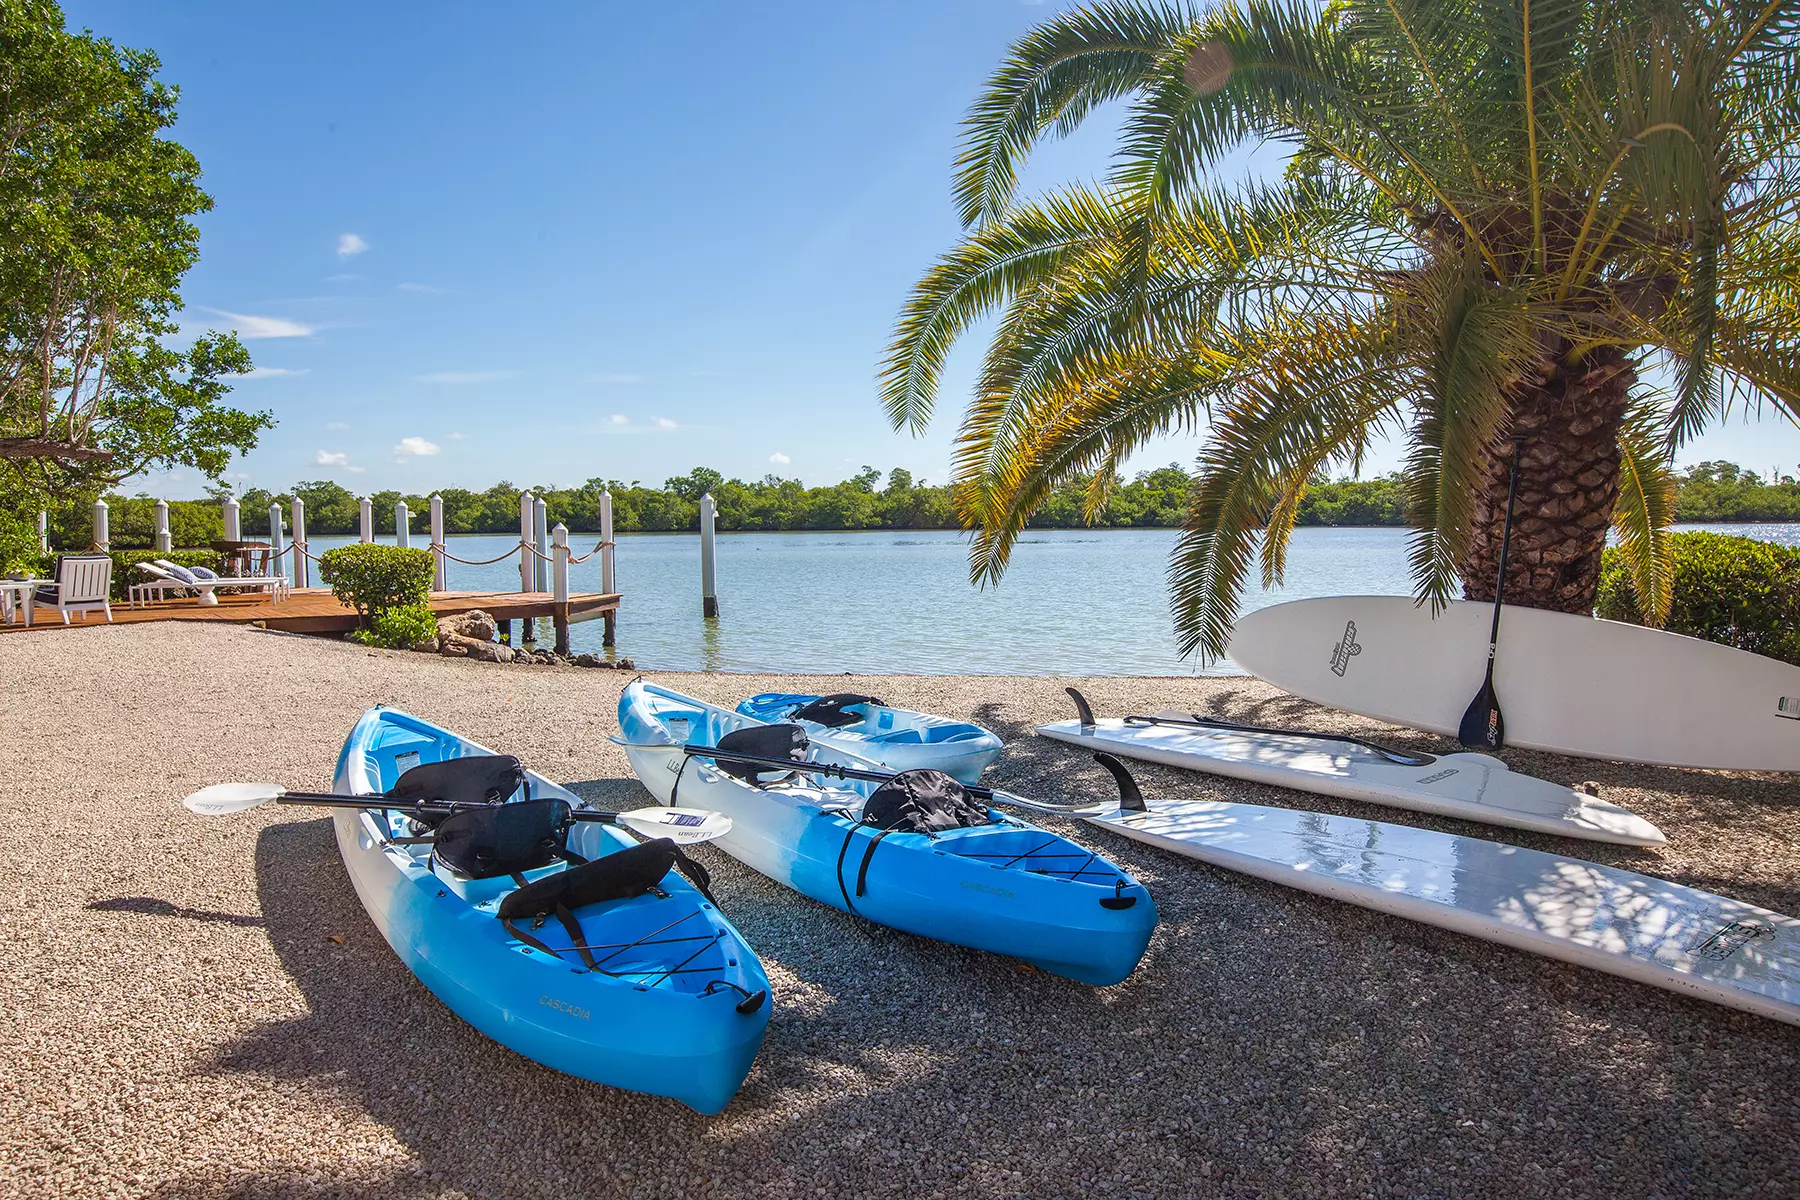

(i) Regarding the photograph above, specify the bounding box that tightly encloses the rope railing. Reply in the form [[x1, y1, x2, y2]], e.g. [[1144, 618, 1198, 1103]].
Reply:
[[431, 541, 528, 567], [568, 539, 615, 565]]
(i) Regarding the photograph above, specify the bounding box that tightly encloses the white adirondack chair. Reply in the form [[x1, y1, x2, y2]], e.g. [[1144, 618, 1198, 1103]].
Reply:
[[32, 554, 114, 625]]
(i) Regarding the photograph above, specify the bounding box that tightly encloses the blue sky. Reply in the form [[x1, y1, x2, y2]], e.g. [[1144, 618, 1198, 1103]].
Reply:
[[65, 0, 1800, 500]]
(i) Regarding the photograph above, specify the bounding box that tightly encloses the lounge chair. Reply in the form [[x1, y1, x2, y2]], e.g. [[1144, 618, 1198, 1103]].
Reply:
[[30, 554, 113, 625], [129, 562, 201, 607], [147, 560, 289, 606]]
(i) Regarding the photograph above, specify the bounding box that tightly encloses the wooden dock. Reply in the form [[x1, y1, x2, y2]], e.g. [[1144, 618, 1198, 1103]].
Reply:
[[0, 588, 621, 637]]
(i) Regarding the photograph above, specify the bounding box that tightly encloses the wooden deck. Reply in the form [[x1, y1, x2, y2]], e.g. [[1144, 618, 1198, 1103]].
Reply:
[[0, 588, 621, 636]]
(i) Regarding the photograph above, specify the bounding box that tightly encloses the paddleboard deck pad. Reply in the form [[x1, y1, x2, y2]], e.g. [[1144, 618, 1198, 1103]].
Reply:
[[1037, 704, 1664, 846], [1088, 796, 1799, 1027], [1227, 596, 1800, 770]]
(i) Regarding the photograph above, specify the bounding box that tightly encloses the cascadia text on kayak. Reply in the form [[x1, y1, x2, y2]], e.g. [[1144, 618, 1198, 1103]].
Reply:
[[540, 994, 591, 1021], [960, 880, 1015, 900]]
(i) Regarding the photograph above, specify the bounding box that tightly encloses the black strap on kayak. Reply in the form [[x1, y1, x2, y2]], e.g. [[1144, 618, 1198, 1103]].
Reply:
[[834, 824, 862, 912], [1122, 713, 1433, 766], [854, 828, 897, 898]]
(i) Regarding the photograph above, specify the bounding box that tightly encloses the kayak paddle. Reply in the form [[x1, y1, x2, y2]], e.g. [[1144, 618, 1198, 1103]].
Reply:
[[677, 743, 997, 800], [1458, 436, 1527, 750], [182, 782, 732, 845]]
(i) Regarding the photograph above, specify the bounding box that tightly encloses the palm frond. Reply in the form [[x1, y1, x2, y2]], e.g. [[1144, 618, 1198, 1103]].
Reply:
[[1611, 397, 1678, 624]]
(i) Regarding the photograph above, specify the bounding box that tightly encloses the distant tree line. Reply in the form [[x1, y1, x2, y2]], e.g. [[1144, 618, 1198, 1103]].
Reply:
[[39, 461, 1800, 552]]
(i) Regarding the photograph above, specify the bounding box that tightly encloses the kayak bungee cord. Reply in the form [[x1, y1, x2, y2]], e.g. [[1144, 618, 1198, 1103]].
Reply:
[[1065, 687, 1434, 768]]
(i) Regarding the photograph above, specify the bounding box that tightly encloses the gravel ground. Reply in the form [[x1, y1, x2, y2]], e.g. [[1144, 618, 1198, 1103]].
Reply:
[[2, 621, 1797, 1200]]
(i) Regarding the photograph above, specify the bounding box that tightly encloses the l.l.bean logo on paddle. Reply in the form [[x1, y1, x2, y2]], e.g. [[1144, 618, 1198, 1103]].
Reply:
[[1776, 696, 1800, 722], [1329, 620, 1363, 677]]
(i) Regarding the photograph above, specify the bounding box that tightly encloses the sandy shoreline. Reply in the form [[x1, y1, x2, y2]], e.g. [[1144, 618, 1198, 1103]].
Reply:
[[2, 621, 1796, 1199]]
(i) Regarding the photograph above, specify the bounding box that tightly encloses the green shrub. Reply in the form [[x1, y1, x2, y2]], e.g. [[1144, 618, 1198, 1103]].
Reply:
[[349, 602, 440, 649], [106, 550, 226, 599], [319, 543, 433, 625], [1596, 531, 1800, 664]]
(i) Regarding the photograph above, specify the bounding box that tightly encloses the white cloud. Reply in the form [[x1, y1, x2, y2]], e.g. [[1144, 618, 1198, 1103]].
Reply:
[[337, 233, 369, 257], [315, 449, 365, 473], [609, 414, 631, 425], [415, 370, 520, 385], [769, 452, 790, 465], [394, 436, 440, 458], [223, 366, 308, 380], [589, 372, 643, 384], [655, 417, 679, 430], [448, 431, 468, 439], [325, 421, 349, 430], [397, 281, 452, 294], [205, 310, 316, 339]]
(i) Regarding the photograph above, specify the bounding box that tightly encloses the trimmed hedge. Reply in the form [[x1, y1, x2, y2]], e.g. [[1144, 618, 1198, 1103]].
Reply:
[[319, 543, 433, 626], [1596, 531, 1800, 665]]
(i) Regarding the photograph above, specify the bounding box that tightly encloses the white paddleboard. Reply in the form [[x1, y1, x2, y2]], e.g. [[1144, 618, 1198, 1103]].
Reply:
[[1086, 797, 1800, 1026], [1037, 713, 1665, 846], [1227, 596, 1800, 770]]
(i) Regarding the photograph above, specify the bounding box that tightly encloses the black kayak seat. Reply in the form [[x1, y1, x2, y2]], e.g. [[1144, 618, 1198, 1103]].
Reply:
[[386, 754, 526, 812], [714, 724, 809, 781], [789, 693, 887, 729]]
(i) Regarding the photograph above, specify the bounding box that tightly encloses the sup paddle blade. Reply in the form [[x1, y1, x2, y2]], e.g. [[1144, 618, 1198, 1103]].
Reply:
[[611, 806, 733, 845], [1458, 669, 1504, 749], [184, 782, 287, 815]]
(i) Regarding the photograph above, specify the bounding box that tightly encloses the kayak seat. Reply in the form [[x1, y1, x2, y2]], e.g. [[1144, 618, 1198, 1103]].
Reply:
[[433, 797, 575, 880], [835, 770, 993, 912], [714, 724, 810, 782], [789, 693, 885, 729], [387, 754, 526, 814], [497, 837, 719, 973]]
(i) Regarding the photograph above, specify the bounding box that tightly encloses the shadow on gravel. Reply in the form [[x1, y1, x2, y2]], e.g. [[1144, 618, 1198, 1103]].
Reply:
[[86, 896, 266, 927]]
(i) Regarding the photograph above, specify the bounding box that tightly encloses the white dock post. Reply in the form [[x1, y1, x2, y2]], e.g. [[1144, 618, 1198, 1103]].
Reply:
[[533, 496, 549, 593], [153, 500, 171, 553], [92, 498, 109, 551], [222, 494, 240, 542], [267, 503, 285, 570], [359, 496, 373, 543], [599, 489, 616, 647], [37, 511, 47, 554], [552, 523, 570, 654], [291, 496, 309, 588], [518, 492, 534, 593], [394, 500, 410, 549], [429, 493, 446, 591], [699, 492, 719, 618]]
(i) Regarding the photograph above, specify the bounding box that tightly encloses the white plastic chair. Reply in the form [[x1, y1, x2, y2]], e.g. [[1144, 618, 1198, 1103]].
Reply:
[[32, 554, 113, 625]]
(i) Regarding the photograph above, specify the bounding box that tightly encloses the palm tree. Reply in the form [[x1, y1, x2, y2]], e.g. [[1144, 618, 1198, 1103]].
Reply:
[[883, 0, 1800, 660]]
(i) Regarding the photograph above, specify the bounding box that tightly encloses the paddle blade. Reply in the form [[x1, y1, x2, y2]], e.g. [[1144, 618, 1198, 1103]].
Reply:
[[184, 782, 286, 816], [1457, 674, 1505, 749], [614, 806, 733, 845]]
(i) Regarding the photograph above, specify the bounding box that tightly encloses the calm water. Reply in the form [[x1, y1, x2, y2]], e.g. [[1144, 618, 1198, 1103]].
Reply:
[[302, 522, 1800, 676]]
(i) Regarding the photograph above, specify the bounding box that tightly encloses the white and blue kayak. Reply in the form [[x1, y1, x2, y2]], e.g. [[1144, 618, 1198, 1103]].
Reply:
[[618, 681, 1156, 986], [1036, 690, 1665, 847], [736, 692, 1003, 784], [331, 706, 771, 1113]]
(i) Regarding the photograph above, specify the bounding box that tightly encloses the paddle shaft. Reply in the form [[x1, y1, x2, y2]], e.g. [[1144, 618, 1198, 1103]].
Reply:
[[1485, 439, 1526, 654], [1460, 437, 1526, 748], [678, 745, 996, 799], [274, 791, 629, 823]]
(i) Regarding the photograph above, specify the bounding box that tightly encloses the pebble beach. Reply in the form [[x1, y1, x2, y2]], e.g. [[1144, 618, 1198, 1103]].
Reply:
[[3, 621, 1798, 1199]]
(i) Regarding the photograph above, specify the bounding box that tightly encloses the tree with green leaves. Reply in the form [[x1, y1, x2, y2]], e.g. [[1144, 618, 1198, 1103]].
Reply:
[[883, 0, 1800, 658], [0, 0, 268, 496]]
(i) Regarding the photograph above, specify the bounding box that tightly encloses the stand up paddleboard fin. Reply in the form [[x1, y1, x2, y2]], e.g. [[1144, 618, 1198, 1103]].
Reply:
[[1066, 687, 1098, 728], [1093, 753, 1146, 813]]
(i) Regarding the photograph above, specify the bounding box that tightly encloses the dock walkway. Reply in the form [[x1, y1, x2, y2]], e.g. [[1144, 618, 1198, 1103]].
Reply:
[[0, 588, 621, 636]]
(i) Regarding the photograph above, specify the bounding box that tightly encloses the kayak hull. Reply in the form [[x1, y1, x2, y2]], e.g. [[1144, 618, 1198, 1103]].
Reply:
[[620, 682, 1156, 985], [737, 692, 1003, 784], [333, 707, 770, 1113], [1036, 718, 1665, 846]]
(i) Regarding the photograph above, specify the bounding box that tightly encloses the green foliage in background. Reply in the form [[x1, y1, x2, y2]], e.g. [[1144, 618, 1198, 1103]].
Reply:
[[318, 544, 433, 626], [349, 602, 439, 650], [1597, 532, 1800, 664]]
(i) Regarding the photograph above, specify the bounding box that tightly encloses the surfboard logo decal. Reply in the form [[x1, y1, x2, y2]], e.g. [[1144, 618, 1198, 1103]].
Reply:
[[1687, 919, 1775, 961], [1329, 621, 1363, 677], [1415, 768, 1460, 785], [1776, 697, 1800, 721]]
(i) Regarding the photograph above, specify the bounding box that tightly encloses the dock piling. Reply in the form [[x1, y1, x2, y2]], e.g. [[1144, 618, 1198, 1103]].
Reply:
[[37, 511, 47, 555], [533, 497, 549, 593], [92, 499, 109, 552], [429, 494, 446, 591], [268, 504, 285, 569], [518, 492, 534, 593], [154, 500, 171, 553], [552, 523, 570, 654], [291, 497, 309, 588], [600, 489, 617, 647], [359, 497, 373, 543], [222, 495, 240, 543], [699, 493, 719, 618], [395, 500, 410, 550]]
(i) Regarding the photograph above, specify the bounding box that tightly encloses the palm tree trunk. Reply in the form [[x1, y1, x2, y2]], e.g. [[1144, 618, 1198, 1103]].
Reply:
[[1459, 346, 1635, 612]]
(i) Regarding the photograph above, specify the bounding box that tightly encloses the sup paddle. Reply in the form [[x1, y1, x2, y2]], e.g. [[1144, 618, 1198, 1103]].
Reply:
[[182, 782, 732, 845], [1458, 436, 1527, 749]]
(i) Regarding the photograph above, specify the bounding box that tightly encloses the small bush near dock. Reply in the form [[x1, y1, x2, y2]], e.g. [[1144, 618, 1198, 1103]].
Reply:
[[350, 602, 439, 650], [319, 544, 433, 627], [1598, 531, 1800, 664]]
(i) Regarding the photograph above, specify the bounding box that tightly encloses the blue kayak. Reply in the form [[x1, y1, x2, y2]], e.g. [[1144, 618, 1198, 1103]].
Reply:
[[736, 692, 1002, 784], [332, 706, 770, 1113], [619, 681, 1156, 986]]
